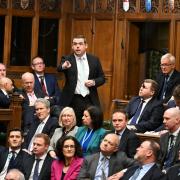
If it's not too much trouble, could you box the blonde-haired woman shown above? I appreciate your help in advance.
[49,107,78,158]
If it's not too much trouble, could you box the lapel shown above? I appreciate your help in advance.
[120,128,128,148]
[0,149,9,171]
[86,54,93,79]
[162,133,169,160]
[25,155,35,179]
[172,131,180,161]
[71,55,78,77]
[44,74,51,94]
[91,153,100,178]
[141,164,156,180]
[132,97,141,115]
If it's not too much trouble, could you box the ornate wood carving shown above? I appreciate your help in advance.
[0,0,7,9]
[96,0,115,13]
[12,0,34,10]
[162,0,180,13]
[40,0,61,12]
[140,0,159,13]
[74,0,93,13]
[118,0,136,13]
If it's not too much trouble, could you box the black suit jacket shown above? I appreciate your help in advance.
[57,53,105,106]
[122,164,167,180]
[109,128,140,158]
[156,70,180,102]
[34,73,61,105]
[23,116,58,149]
[159,131,180,168]
[23,153,53,180]
[0,148,30,173]
[125,96,164,132]
[0,89,10,108]
[167,163,180,180]
[77,151,135,179]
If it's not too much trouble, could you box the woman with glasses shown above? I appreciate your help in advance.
[49,107,78,158]
[75,105,106,156]
[51,136,83,180]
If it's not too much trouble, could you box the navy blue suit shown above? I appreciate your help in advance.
[167,163,180,180]
[125,96,164,132]
[122,164,167,180]
[34,73,61,105]
[23,116,58,149]
[0,89,10,108]
[156,70,180,102]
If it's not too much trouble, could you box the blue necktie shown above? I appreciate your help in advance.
[33,159,41,180]
[130,100,144,125]
[160,75,169,99]
[131,166,142,180]
[7,151,16,170]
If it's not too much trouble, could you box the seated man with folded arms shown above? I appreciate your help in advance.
[77,133,135,179]
[125,79,164,133]
[109,109,140,158]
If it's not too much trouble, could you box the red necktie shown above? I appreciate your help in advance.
[39,76,47,95]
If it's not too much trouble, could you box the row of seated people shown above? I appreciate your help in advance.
[1,103,180,179]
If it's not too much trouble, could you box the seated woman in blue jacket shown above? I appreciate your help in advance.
[75,105,106,156]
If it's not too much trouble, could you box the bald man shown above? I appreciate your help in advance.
[78,133,135,179]
[0,77,14,108]
[159,107,180,169]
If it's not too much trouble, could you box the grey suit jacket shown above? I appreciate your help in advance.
[77,151,135,179]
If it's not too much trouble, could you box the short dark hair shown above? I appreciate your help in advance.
[31,56,44,65]
[55,136,83,161]
[112,109,128,121]
[173,85,180,100]
[86,106,103,130]
[8,128,23,137]
[34,133,50,145]
[72,35,87,44]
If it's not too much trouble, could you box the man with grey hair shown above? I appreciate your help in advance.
[156,53,180,102]
[23,98,58,151]
[5,169,25,180]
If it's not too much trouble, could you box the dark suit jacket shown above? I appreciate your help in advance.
[122,164,167,180]
[57,53,105,106]
[77,151,135,179]
[159,131,180,168]
[0,148,30,173]
[0,89,10,108]
[125,96,164,132]
[23,153,54,180]
[34,73,61,105]
[167,163,180,180]
[23,116,58,149]
[110,128,140,158]
[156,70,180,102]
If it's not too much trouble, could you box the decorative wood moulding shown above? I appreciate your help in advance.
[12,0,34,10]
[0,0,7,8]
[40,0,61,12]
[73,0,180,14]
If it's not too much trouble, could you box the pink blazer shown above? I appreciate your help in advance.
[51,157,84,180]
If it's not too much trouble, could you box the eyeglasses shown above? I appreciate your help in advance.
[63,145,75,149]
[32,62,44,66]
[160,64,172,67]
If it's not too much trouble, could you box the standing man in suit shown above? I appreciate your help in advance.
[126,79,164,132]
[116,140,166,180]
[24,98,58,151]
[77,133,135,179]
[31,56,61,105]
[23,133,54,180]
[156,53,180,102]
[57,35,105,125]
[0,128,29,180]
[0,77,14,108]
[110,109,140,158]
[159,107,180,170]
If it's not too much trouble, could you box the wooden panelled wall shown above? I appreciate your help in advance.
[1,0,180,120]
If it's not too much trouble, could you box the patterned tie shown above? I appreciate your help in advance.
[39,76,47,95]
[101,156,109,180]
[33,159,41,180]
[130,100,144,125]
[131,166,142,180]
[7,151,16,170]
[160,75,169,100]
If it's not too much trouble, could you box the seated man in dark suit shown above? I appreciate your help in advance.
[125,79,164,133]
[22,133,54,180]
[166,162,180,180]
[156,53,180,103]
[0,128,30,180]
[109,109,140,158]
[77,133,135,179]
[159,107,180,170]
[23,98,58,151]
[31,56,61,105]
[115,140,166,180]
[0,77,14,108]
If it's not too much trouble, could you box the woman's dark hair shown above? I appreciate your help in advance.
[86,106,103,130]
[55,136,83,161]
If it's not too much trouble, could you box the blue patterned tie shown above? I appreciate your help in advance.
[160,75,169,99]
[130,100,144,125]
[33,159,41,180]
[131,166,142,180]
